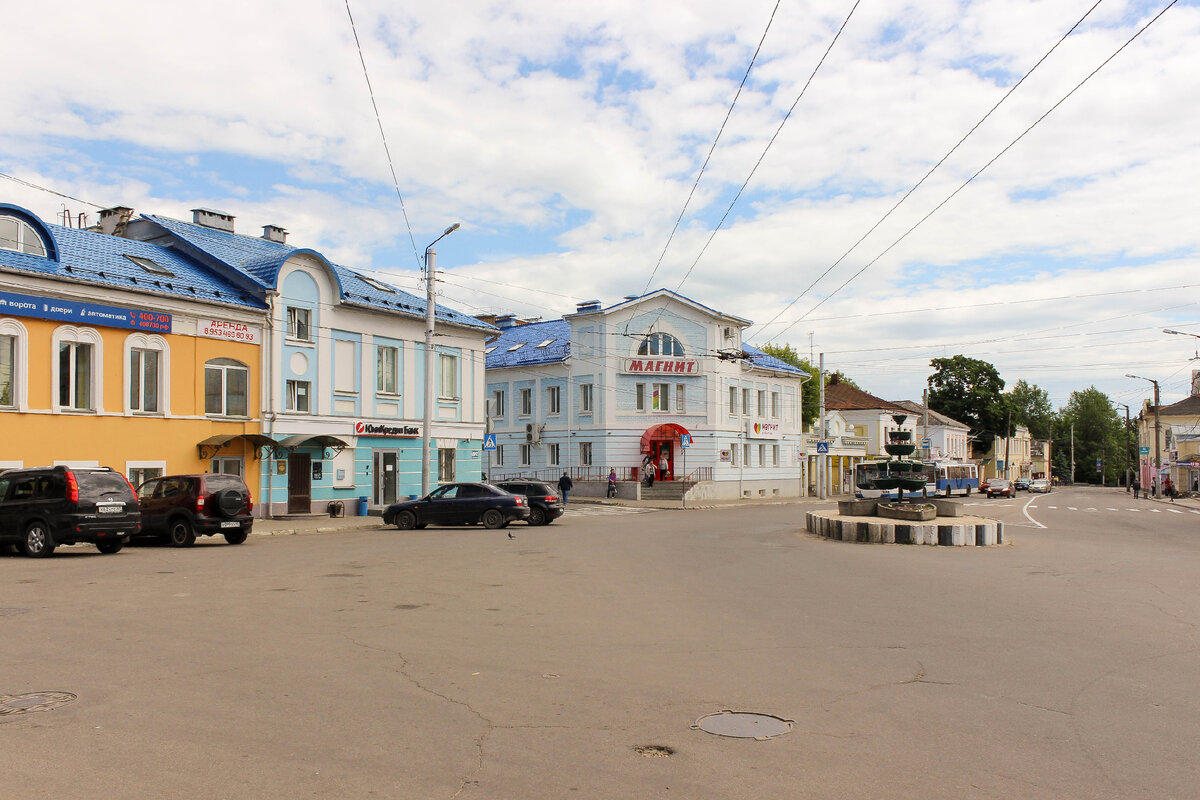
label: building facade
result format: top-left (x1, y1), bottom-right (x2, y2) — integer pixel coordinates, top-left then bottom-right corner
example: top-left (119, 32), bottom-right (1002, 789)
top-left (484, 291), bottom-right (809, 500)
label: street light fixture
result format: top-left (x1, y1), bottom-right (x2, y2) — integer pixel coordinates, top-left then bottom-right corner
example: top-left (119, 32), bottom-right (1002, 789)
top-left (1113, 401), bottom-right (1132, 492)
top-left (1126, 373), bottom-right (1161, 494)
top-left (421, 223), bottom-right (461, 496)
top-left (1163, 328), bottom-right (1200, 359)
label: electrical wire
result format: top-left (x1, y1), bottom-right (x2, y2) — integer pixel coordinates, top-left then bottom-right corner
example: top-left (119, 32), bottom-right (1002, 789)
top-left (767, 0), bottom-right (1181, 346)
top-left (343, 0), bottom-right (423, 270)
top-left (0, 171), bottom-right (104, 209)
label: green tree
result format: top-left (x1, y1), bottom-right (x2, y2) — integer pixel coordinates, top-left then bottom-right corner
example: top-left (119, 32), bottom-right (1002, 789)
top-left (1055, 387), bottom-right (1124, 484)
top-left (927, 356), bottom-right (1006, 452)
top-left (1005, 379), bottom-right (1053, 440)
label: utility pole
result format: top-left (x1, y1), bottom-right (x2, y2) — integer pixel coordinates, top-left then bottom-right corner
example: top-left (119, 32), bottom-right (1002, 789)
top-left (818, 352), bottom-right (826, 501)
top-left (1127, 374), bottom-right (1162, 495)
top-left (1070, 423), bottom-right (1075, 485)
top-left (421, 223), bottom-right (461, 496)
top-left (1115, 402), bottom-right (1132, 491)
top-left (1004, 408), bottom-right (1011, 482)
top-left (922, 386), bottom-right (930, 460)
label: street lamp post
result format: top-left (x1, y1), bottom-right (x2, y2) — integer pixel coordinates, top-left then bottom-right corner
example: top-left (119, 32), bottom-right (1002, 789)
top-left (1126, 374), bottom-right (1161, 495)
top-left (1163, 328), bottom-right (1200, 360)
top-left (421, 223), bottom-right (461, 496)
top-left (1114, 402), bottom-right (1132, 492)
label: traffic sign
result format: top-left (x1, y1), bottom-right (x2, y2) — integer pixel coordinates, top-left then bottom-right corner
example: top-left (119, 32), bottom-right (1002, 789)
top-left (1140, 446), bottom-right (1150, 455)
top-left (816, 441), bottom-right (830, 454)
top-left (482, 434), bottom-right (497, 451)
top-left (921, 438), bottom-right (931, 449)
top-left (680, 433), bottom-right (692, 448)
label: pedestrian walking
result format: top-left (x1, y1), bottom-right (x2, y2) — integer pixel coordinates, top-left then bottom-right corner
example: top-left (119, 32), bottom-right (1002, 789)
top-left (644, 461), bottom-right (656, 487)
top-left (558, 472), bottom-right (574, 505)
top-left (658, 454), bottom-right (669, 481)
top-left (1132, 477), bottom-right (1141, 499)
top-left (607, 468), bottom-right (617, 498)
top-left (1164, 477), bottom-right (1175, 502)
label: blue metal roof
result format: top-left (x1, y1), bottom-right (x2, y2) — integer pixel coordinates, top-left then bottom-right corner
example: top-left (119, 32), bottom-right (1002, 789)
top-left (0, 204), bottom-right (265, 310)
top-left (144, 215), bottom-right (492, 331)
top-left (742, 343), bottom-right (809, 376)
top-left (485, 319), bottom-right (571, 369)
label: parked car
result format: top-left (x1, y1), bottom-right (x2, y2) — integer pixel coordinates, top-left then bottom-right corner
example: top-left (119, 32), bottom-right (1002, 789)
top-left (383, 482), bottom-right (529, 529)
top-left (1014, 478), bottom-right (1032, 491)
top-left (986, 479), bottom-right (1015, 498)
top-left (491, 480), bottom-right (564, 526)
top-left (0, 466), bottom-right (140, 557)
top-left (1030, 479), bottom-right (1052, 493)
top-left (135, 473), bottom-right (253, 546)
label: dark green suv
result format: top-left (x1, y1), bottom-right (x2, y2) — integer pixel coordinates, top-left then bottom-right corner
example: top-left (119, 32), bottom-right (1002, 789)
top-left (0, 466), bottom-right (141, 557)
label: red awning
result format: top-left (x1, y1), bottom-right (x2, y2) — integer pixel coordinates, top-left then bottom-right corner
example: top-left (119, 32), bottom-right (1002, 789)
top-left (639, 423), bottom-right (691, 453)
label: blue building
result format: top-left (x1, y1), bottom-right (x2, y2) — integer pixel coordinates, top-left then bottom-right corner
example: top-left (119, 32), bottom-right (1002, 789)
top-left (484, 291), bottom-right (810, 500)
top-left (122, 208), bottom-right (493, 515)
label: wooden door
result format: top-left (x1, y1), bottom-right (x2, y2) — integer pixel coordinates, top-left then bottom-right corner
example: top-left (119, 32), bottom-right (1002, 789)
top-left (288, 453), bottom-right (311, 514)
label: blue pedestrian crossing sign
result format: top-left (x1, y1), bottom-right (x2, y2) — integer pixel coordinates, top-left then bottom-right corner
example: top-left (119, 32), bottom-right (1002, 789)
top-left (482, 434), bottom-right (497, 451)
top-left (816, 441), bottom-right (830, 454)
top-left (680, 434), bottom-right (692, 448)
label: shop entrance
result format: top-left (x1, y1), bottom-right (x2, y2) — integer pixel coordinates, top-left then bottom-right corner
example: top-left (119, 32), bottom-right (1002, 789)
top-left (650, 441), bottom-right (674, 481)
top-left (640, 423), bottom-right (690, 482)
top-left (287, 453), bottom-right (311, 514)
top-left (374, 451), bottom-right (399, 506)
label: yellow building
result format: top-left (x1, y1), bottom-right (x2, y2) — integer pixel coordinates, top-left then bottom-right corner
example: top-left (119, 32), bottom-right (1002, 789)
top-left (1, 204), bottom-right (267, 491)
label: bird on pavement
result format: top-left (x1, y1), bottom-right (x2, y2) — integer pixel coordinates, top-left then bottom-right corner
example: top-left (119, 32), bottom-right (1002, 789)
top-left (507, 531), bottom-right (515, 539)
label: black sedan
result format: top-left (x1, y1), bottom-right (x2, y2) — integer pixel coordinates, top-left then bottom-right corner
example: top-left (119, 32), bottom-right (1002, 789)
top-left (492, 480), bottom-right (565, 526)
top-left (383, 482), bottom-right (529, 530)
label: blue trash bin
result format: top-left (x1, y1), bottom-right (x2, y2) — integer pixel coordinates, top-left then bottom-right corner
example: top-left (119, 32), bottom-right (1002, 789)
top-left (357, 496), bottom-right (368, 516)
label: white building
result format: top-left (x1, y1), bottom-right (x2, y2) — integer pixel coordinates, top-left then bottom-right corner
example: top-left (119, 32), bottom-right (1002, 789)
top-left (484, 291), bottom-right (809, 500)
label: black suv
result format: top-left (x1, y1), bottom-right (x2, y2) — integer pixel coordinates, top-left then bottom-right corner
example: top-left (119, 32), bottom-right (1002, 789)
top-left (0, 466), bottom-right (141, 557)
top-left (492, 480), bottom-right (564, 526)
top-left (135, 473), bottom-right (253, 547)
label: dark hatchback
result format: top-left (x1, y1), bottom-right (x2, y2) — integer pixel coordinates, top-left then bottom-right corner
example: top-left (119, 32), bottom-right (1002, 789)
top-left (135, 473), bottom-right (254, 546)
top-left (383, 482), bottom-right (529, 530)
top-left (491, 480), bottom-right (564, 526)
top-left (0, 466), bottom-right (141, 557)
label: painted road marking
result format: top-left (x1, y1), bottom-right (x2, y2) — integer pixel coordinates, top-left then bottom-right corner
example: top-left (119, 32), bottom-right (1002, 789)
top-left (1168, 508), bottom-right (1183, 514)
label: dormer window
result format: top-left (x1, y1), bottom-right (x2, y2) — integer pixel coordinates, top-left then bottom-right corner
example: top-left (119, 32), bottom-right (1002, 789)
top-left (536, 339), bottom-right (554, 348)
top-left (124, 254), bottom-right (174, 276)
top-left (359, 275), bottom-right (396, 293)
top-left (0, 215), bottom-right (47, 257)
top-left (507, 342), bottom-right (526, 352)
top-left (638, 332), bottom-right (684, 357)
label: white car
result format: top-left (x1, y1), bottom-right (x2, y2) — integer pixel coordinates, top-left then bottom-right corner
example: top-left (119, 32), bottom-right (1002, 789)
top-left (1030, 479), bottom-right (1052, 493)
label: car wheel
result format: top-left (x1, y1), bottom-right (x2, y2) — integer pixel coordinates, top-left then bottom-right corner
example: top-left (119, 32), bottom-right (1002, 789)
top-left (396, 511), bottom-right (417, 530)
top-left (224, 530), bottom-right (248, 545)
top-left (529, 507), bottom-right (546, 526)
top-left (482, 509), bottom-right (504, 529)
top-left (96, 541), bottom-right (123, 554)
top-left (22, 523), bottom-right (55, 558)
top-left (169, 519), bottom-right (196, 548)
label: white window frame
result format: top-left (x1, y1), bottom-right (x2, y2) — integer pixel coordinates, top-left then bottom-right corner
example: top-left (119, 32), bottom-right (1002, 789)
top-left (0, 215), bottom-right (47, 256)
top-left (743, 443), bottom-right (752, 466)
top-left (376, 345), bottom-right (399, 395)
top-left (675, 384), bottom-right (685, 414)
top-left (729, 385), bottom-right (737, 416)
top-left (548, 442), bottom-right (560, 466)
top-left (286, 306), bottom-right (313, 343)
top-left (205, 358), bottom-right (249, 417)
top-left (652, 382), bottom-right (670, 413)
top-left (0, 318), bottom-right (29, 411)
top-left (580, 383), bottom-right (593, 414)
top-left (730, 443), bottom-right (738, 466)
top-left (771, 391), bottom-right (780, 419)
top-left (126, 460), bottom-right (167, 491)
top-left (334, 338), bottom-right (358, 395)
top-left (742, 388), bottom-right (752, 417)
top-left (438, 353), bottom-right (459, 400)
top-left (636, 383), bottom-right (646, 411)
top-left (758, 390), bottom-right (767, 418)
top-left (547, 385), bottom-right (561, 415)
top-left (494, 444), bottom-right (505, 467)
top-left (520, 443), bottom-right (531, 466)
top-left (519, 387), bottom-right (533, 416)
top-left (286, 379), bottom-right (311, 413)
top-left (124, 333), bottom-right (170, 416)
top-left (759, 443), bottom-right (766, 466)
top-left (773, 444), bottom-right (780, 467)
top-left (492, 389), bottom-right (506, 418)
top-left (580, 441), bottom-right (593, 467)
top-left (52, 325), bottom-right (102, 413)
top-left (438, 447), bottom-right (456, 482)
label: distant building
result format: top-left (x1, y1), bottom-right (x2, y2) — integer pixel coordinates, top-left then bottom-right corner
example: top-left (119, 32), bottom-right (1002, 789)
top-left (1136, 372), bottom-right (1200, 492)
top-left (890, 400), bottom-right (970, 462)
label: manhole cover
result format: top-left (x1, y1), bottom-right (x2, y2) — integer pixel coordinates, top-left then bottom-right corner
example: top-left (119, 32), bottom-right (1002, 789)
top-left (0, 608), bottom-right (30, 617)
top-left (692, 710), bottom-right (795, 740)
top-left (0, 691), bottom-right (77, 716)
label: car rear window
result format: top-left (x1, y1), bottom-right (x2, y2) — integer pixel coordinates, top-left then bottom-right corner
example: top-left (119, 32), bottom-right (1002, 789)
top-left (75, 471), bottom-right (135, 502)
top-left (205, 475), bottom-right (245, 492)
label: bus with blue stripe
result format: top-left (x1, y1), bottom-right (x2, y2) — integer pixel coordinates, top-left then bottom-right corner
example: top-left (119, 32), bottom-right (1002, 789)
top-left (855, 460), bottom-right (978, 498)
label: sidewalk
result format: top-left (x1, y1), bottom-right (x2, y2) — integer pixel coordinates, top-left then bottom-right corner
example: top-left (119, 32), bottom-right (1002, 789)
top-left (252, 513), bottom-right (385, 537)
top-left (1057, 484), bottom-right (1200, 511)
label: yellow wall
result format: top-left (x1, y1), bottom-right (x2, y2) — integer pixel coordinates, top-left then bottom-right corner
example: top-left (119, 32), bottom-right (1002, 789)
top-left (4, 317), bottom-right (262, 488)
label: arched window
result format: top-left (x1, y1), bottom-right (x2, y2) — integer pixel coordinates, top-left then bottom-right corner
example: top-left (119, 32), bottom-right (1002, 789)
top-left (637, 333), bottom-right (684, 357)
top-left (205, 358), bottom-right (249, 417)
top-left (0, 214), bottom-right (47, 257)
top-left (52, 326), bottom-right (103, 412)
top-left (124, 333), bottom-right (170, 415)
top-left (0, 318), bottom-right (28, 410)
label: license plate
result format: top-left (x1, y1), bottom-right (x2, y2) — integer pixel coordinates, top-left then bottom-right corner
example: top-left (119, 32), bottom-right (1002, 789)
top-left (220, 521), bottom-right (240, 529)
top-left (97, 505), bottom-right (123, 514)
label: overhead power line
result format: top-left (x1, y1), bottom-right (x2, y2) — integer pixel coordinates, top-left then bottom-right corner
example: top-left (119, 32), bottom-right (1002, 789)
top-left (640, 0), bottom-right (782, 295)
top-left (343, 0), bottom-right (423, 270)
top-left (766, 0), bottom-right (1181, 346)
top-left (748, 0), bottom-right (1107, 341)
top-left (0, 171), bottom-right (104, 209)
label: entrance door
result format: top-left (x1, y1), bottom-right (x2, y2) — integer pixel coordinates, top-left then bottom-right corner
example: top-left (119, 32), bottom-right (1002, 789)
top-left (653, 441), bottom-right (674, 481)
top-left (288, 453), bottom-right (311, 514)
top-left (374, 451), bottom-right (398, 506)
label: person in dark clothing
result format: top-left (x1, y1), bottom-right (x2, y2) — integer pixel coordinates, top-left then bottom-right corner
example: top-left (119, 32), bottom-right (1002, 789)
top-left (1132, 477), bottom-right (1141, 499)
top-left (607, 468), bottom-right (617, 498)
top-left (558, 472), bottom-right (574, 505)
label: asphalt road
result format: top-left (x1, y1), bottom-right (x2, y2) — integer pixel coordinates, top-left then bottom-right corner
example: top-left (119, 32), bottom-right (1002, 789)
top-left (3, 489), bottom-right (1198, 799)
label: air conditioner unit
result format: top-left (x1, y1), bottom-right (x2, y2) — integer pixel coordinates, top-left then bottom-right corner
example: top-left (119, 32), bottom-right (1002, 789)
top-left (525, 423), bottom-right (542, 444)
top-left (723, 326), bottom-right (737, 340)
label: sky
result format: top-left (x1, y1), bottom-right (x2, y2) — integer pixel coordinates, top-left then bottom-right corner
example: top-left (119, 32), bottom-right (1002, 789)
top-left (4, 0), bottom-right (1200, 411)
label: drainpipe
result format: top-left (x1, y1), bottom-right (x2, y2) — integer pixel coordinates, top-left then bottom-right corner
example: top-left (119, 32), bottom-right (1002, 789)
top-left (263, 291), bottom-right (277, 520)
